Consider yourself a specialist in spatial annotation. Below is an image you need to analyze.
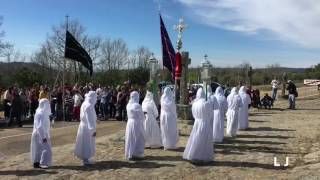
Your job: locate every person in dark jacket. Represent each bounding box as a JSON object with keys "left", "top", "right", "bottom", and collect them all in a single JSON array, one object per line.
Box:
[
  {"left": 109, "top": 88, "right": 117, "bottom": 118},
  {"left": 8, "top": 91, "right": 23, "bottom": 127},
  {"left": 261, "top": 93, "right": 273, "bottom": 109},
  {"left": 116, "top": 86, "right": 128, "bottom": 121},
  {"left": 286, "top": 80, "right": 297, "bottom": 109}
]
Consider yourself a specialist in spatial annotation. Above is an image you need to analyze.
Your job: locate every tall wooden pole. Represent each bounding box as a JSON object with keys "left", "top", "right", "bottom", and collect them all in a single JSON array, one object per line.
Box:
[{"left": 63, "top": 15, "right": 69, "bottom": 121}]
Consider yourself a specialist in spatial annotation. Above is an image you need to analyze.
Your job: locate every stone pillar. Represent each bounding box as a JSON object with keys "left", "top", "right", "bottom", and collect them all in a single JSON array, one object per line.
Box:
[
  {"left": 282, "top": 72, "right": 288, "bottom": 98},
  {"left": 179, "top": 52, "right": 190, "bottom": 105},
  {"left": 177, "top": 51, "right": 193, "bottom": 123}
]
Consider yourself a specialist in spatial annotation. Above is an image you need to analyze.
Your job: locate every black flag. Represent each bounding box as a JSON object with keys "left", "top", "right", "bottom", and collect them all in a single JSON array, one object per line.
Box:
[
  {"left": 65, "top": 30, "right": 93, "bottom": 75},
  {"left": 160, "top": 15, "right": 176, "bottom": 80}
]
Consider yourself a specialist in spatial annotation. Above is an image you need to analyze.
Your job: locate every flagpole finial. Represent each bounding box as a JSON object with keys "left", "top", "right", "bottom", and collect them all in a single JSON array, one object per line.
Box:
[
  {"left": 65, "top": 15, "right": 69, "bottom": 31},
  {"left": 174, "top": 18, "right": 188, "bottom": 52}
]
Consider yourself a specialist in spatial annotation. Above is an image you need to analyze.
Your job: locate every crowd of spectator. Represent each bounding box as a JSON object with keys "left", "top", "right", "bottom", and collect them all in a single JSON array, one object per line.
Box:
[
  {"left": 0, "top": 81, "right": 147, "bottom": 127},
  {"left": 0, "top": 79, "right": 298, "bottom": 127}
]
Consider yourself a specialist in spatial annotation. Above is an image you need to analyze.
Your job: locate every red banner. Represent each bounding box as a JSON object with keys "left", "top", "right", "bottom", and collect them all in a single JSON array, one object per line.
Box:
[{"left": 175, "top": 52, "right": 182, "bottom": 79}]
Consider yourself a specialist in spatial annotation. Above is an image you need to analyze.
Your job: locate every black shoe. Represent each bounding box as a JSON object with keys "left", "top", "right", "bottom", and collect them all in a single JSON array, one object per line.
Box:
[{"left": 33, "top": 162, "right": 40, "bottom": 168}]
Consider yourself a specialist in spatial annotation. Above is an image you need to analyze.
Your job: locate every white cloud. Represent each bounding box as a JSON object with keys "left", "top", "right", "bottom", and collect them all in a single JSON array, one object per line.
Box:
[{"left": 177, "top": 0, "right": 320, "bottom": 49}]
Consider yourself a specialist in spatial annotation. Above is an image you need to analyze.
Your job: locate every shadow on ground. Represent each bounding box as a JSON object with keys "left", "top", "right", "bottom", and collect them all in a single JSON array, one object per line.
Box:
[
  {"left": 292, "top": 108, "right": 320, "bottom": 111},
  {"left": 51, "top": 160, "right": 175, "bottom": 171},
  {"left": 214, "top": 144, "right": 298, "bottom": 154},
  {"left": 191, "top": 160, "right": 287, "bottom": 170},
  {"left": 214, "top": 150, "right": 245, "bottom": 155},
  {"left": 169, "top": 147, "right": 185, "bottom": 152},
  {"left": 237, "top": 134, "right": 294, "bottom": 139},
  {"left": 247, "top": 127, "right": 295, "bottom": 132},
  {"left": 249, "top": 120, "right": 268, "bottom": 123},
  {"left": 0, "top": 169, "right": 58, "bottom": 176},
  {"left": 144, "top": 155, "right": 184, "bottom": 162},
  {"left": 222, "top": 139, "right": 286, "bottom": 145},
  {"left": 250, "top": 114, "right": 272, "bottom": 117}
]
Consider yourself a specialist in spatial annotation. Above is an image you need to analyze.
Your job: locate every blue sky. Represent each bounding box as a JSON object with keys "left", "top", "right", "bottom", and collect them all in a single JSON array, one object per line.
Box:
[{"left": 1, "top": 0, "right": 320, "bottom": 68}]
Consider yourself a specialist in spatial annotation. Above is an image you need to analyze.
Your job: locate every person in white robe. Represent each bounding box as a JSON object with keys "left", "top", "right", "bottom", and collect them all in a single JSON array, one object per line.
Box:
[
  {"left": 238, "top": 86, "right": 251, "bottom": 130},
  {"left": 142, "top": 91, "right": 162, "bottom": 148},
  {"left": 74, "top": 91, "right": 97, "bottom": 165},
  {"left": 183, "top": 88, "right": 213, "bottom": 162},
  {"left": 226, "top": 87, "right": 243, "bottom": 137},
  {"left": 206, "top": 85, "right": 214, "bottom": 128},
  {"left": 125, "top": 91, "right": 146, "bottom": 160},
  {"left": 212, "top": 87, "right": 228, "bottom": 143},
  {"left": 30, "top": 98, "right": 52, "bottom": 169},
  {"left": 160, "top": 87, "right": 179, "bottom": 150}
]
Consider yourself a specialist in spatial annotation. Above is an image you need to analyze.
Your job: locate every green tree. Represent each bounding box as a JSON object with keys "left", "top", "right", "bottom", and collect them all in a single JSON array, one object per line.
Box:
[
  {"left": 129, "top": 67, "right": 150, "bottom": 85},
  {"left": 13, "top": 68, "right": 43, "bottom": 87}
]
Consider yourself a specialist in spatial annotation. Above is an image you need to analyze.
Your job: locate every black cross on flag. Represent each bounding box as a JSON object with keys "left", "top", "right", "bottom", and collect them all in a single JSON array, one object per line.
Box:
[{"left": 64, "top": 30, "right": 93, "bottom": 75}]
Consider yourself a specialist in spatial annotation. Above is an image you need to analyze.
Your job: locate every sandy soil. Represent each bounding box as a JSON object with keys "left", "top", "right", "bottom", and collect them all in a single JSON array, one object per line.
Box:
[{"left": 0, "top": 96, "right": 320, "bottom": 180}]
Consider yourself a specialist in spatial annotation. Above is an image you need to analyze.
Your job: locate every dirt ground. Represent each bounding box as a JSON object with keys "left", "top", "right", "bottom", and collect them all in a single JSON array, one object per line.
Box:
[{"left": 0, "top": 96, "right": 320, "bottom": 180}]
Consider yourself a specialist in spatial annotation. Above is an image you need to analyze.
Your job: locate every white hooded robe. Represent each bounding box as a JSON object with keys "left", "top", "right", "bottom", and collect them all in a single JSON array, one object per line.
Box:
[
  {"left": 238, "top": 86, "right": 251, "bottom": 130},
  {"left": 212, "top": 87, "right": 228, "bottom": 143},
  {"left": 160, "top": 87, "right": 179, "bottom": 150},
  {"left": 206, "top": 85, "right": 214, "bottom": 128},
  {"left": 183, "top": 88, "right": 214, "bottom": 162},
  {"left": 30, "top": 98, "right": 52, "bottom": 166},
  {"left": 74, "top": 91, "right": 97, "bottom": 160},
  {"left": 226, "top": 87, "right": 243, "bottom": 137},
  {"left": 125, "top": 91, "right": 146, "bottom": 159},
  {"left": 142, "top": 91, "right": 162, "bottom": 148}
]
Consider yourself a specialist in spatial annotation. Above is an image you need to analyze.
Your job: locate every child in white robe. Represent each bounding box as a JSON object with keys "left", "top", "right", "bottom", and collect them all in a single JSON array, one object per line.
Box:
[
  {"left": 212, "top": 86, "right": 228, "bottom": 143},
  {"left": 125, "top": 91, "right": 145, "bottom": 160},
  {"left": 142, "top": 91, "right": 162, "bottom": 148},
  {"left": 238, "top": 86, "right": 251, "bottom": 130},
  {"left": 30, "top": 98, "right": 52, "bottom": 169}
]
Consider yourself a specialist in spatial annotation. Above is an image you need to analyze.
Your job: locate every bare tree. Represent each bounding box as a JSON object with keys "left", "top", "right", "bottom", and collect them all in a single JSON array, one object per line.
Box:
[
  {"left": 113, "top": 39, "right": 128, "bottom": 70},
  {"left": 99, "top": 38, "right": 129, "bottom": 70},
  {"left": 0, "top": 16, "right": 13, "bottom": 59},
  {"left": 82, "top": 35, "right": 102, "bottom": 65},
  {"left": 266, "top": 63, "right": 281, "bottom": 78},
  {"left": 32, "top": 19, "right": 102, "bottom": 83},
  {"left": 2, "top": 45, "right": 14, "bottom": 63},
  {"left": 99, "top": 38, "right": 113, "bottom": 70},
  {"left": 129, "top": 52, "right": 137, "bottom": 69},
  {"left": 135, "top": 46, "right": 152, "bottom": 69}
]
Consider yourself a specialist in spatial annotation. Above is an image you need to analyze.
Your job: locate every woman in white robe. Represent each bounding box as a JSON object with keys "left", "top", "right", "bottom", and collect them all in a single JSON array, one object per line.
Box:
[
  {"left": 226, "top": 87, "right": 243, "bottom": 137},
  {"left": 125, "top": 91, "right": 145, "bottom": 160},
  {"left": 183, "top": 88, "right": 213, "bottom": 162},
  {"left": 212, "top": 87, "right": 228, "bottom": 143},
  {"left": 142, "top": 91, "right": 162, "bottom": 148},
  {"left": 30, "top": 98, "right": 52, "bottom": 169},
  {"left": 238, "top": 86, "right": 251, "bottom": 130},
  {"left": 74, "top": 91, "right": 97, "bottom": 165},
  {"left": 160, "top": 87, "right": 179, "bottom": 150}
]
